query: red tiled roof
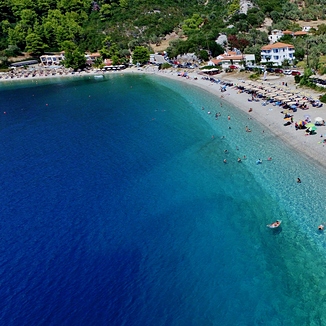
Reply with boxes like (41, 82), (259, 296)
(261, 42), (295, 50)
(216, 55), (244, 60)
(104, 59), (113, 65)
(210, 59), (221, 64)
(293, 31), (307, 36)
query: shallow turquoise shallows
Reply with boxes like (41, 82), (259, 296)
(1, 74), (326, 326)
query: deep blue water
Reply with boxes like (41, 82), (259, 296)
(1, 74), (326, 325)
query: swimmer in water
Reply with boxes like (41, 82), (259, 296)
(318, 225), (324, 231)
(297, 178), (301, 183)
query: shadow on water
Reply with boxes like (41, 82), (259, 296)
(270, 226), (282, 235)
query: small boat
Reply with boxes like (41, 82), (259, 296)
(267, 220), (282, 228)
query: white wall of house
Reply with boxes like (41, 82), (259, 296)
(261, 45), (295, 66)
(268, 30), (283, 43)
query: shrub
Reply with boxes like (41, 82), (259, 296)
(294, 75), (301, 83)
(161, 62), (172, 69)
(320, 93), (326, 103)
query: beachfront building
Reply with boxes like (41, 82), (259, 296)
(40, 53), (65, 66)
(85, 53), (101, 65)
(208, 50), (255, 67)
(10, 60), (39, 68)
(40, 52), (101, 66)
(260, 42), (295, 66)
(102, 58), (126, 70)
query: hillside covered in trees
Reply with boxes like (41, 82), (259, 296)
(1, 0), (326, 70)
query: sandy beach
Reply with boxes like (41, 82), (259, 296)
(142, 67), (326, 172)
(2, 66), (326, 171)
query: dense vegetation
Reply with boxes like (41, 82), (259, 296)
(0, 0), (326, 72)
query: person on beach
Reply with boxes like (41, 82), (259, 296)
(248, 108), (252, 112)
(297, 178), (301, 183)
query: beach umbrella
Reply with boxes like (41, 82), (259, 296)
(308, 126), (317, 131)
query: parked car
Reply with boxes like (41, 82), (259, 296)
(274, 68), (283, 74)
(284, 70), (292, 75)
(229, 65), (238, 69)
(291, 70), (301, 76)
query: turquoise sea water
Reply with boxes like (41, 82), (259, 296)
(1, 73), (326, 325)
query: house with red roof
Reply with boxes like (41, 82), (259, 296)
(260, 42), (295, 66)
(293, 31), (308, 37)
(208, 51), (255, 67)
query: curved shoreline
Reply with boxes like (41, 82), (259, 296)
(141, 68), (326, 173)
(2, 66), (326, 172)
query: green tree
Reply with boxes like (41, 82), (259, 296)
(8, 23), (28, 50)
(61, 40), (77, 52)
(182, 14), (203, 35)
(100, 36), (120, 59)
(132, 46), (149, 65)
(100, 4), (112, 21)
(25, 31), (45, 54)
(62, 49), (86, 70)
(244, 44), (262, 64)
(199, 50), (208, 61)
(294, 47), (305, 61)
(119, 0), (128, 8)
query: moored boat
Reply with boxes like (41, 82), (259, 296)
(267, 220), (282, 228)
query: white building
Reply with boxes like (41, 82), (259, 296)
(261, 42), (295, 66)
(40, 52), (101, 66)
(268, 30), (283, 43)
(208, 51), (255, 67)
(40, 53), (65, 66)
